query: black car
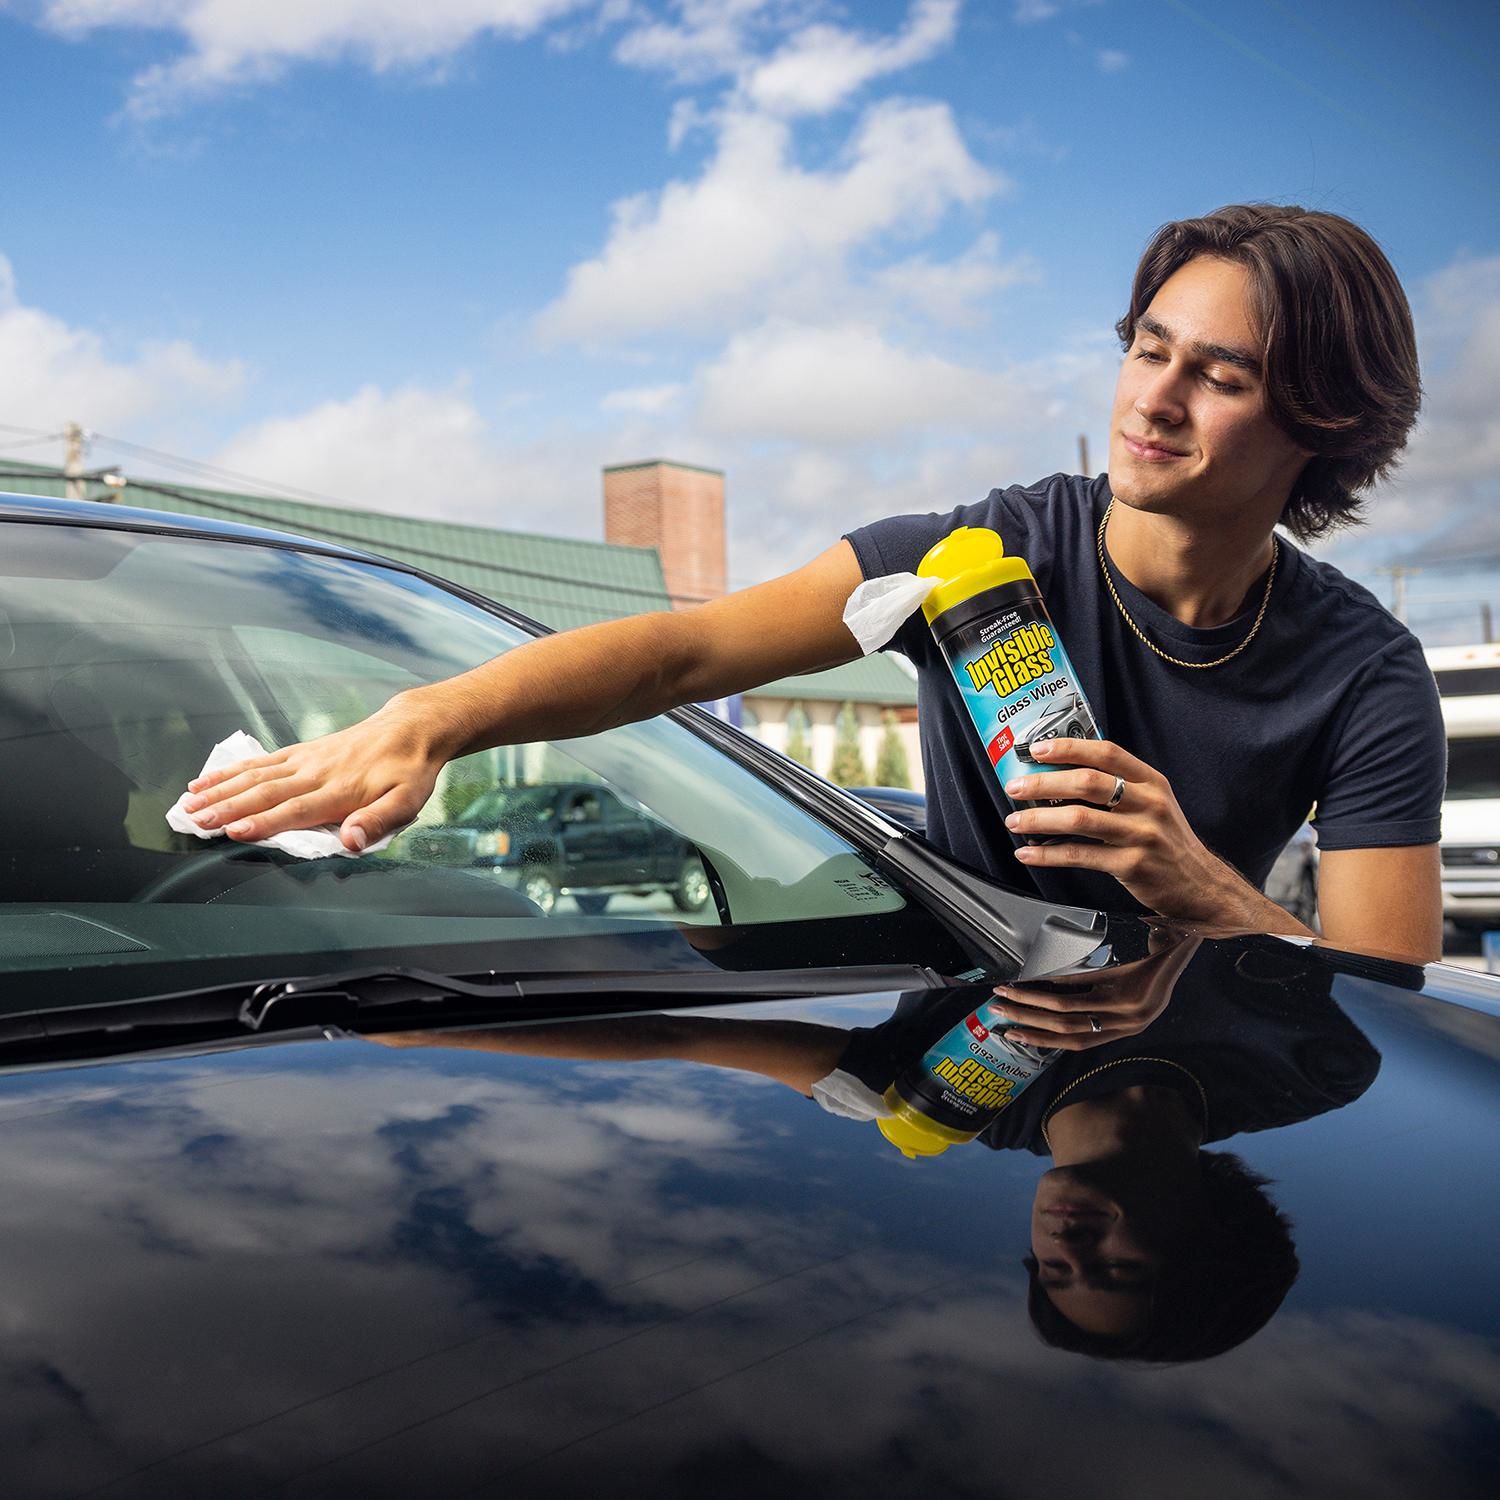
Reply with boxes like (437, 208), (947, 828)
(403, 781), (712, 916)
(1, 494), (1497, 1499)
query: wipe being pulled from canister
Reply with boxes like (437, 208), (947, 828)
(842, 527), (1100, 815)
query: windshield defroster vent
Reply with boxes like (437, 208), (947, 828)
(0, 912), (150, 961)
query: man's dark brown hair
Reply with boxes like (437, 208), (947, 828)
(1115, 203), (1421, 541)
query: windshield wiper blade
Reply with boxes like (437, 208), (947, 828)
(238, 962), (951, 1031)
(0, 962), (954, 1065)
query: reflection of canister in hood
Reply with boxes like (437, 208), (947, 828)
(879, 991), (1059, 1159)
(918, 527), (1100, 814)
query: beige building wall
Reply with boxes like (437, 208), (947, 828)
(747, 697), (925, 794)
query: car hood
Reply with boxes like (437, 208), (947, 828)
(1, 934), (1497, 1498)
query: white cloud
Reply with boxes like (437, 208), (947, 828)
(1012, 0), (1059, 21)
(537, 99), (1002, 342)
(742, 0), (959, 117)
(873, 232), (1037, 325)
(695, 319), (1023, 443)
(613, 0), (773, 82)
(208, 381), (598, 531)
(39, 0), (590, 117)
(601, 381), (686, 414)
(1096, 48), (1128, 72)
(0, 253), (244, 439)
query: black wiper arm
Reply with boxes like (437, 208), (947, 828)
(239, 962), (950, 1031)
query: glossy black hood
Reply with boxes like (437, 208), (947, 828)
(1, 935), (1497, 1498)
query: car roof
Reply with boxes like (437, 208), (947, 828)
(0, 490), (383, 564)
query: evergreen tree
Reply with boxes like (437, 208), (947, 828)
(829, 701), (868, 787)
(784, 702), (813, 767)
(874, 709), (911, 788)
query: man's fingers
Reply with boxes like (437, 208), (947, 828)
(1028, 737), (1156, 783)
(1005, 804), (1139, 845)
(1004, 768), (1123, 808)
(191, 774), (317, 831)
(341, 784), (430, 852)
(221, 791), (347, 842)
(994, 999), (1113, 1034)
(186, 763), (298, 815)
(994, 981), (1103, 1011)
(187, 751), (289, 794)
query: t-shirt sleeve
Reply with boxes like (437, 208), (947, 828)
(1309, 634), (1445, 850)
(844, 492), (1035, 658)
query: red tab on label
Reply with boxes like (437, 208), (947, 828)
(966, 1014), (990, 1042)
(987, 726), (1014, 765)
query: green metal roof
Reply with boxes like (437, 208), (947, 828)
(0, 460), (917, 706)
(0, 461), (670, 634)
(749, 653), (917, 708)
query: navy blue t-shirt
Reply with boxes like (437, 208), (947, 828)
(845, 473), (1445, 914)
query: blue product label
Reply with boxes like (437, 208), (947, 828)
(940, 604), (1099, 799)
(918, 998), (1054, 1124)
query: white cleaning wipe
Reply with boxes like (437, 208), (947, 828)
(166, 731), (399, 860)
(842, 573), (940, 655)
(811, 1069), (895, 1122)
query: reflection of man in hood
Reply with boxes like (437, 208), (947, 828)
(831, 933), (1380, 1360)
(373, 932), (1380, 1364)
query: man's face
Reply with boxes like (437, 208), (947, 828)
(1107, 255), (1313, 526)
(1030, 1164), (1162, 1336)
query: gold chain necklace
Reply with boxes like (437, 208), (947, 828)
(1040, 1056), (1207, 1152)
(1096, 498), (1278, 669)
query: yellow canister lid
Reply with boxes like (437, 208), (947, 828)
(876, 1091), (979, 1160)
(917, 526), (1034, 624)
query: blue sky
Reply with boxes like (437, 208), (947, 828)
(1, 0), (1497, 641)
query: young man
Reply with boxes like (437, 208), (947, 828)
(182, 204), (1445, 963)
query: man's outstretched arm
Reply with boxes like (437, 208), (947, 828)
(182, 540), (866, 851)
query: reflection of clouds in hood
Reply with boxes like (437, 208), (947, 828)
(516, 1294), (1500, 1500)
(0, 1043), (1494, 1496)
(0, 1047), (821, 1493)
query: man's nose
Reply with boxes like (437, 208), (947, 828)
(1051, 1219), (1105, 1247)
(1135, 364), (1188, 425)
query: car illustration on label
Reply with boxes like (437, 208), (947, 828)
(1009, 691), (1098, 763)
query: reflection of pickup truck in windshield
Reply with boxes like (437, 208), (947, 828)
(1011, 691), (1097, 763)
(399, 782), (712, 917)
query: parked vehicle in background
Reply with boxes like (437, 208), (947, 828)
(405, 781), (712, 916)
(850, 785), (927, 836)
(1264, 821), (1319, 929)
(1427, 643), (1500, 940)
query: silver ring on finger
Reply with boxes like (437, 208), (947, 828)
(1105, 774), (1126, 810)
(1087, 1013), (1103, 1033)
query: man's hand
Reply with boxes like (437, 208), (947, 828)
(987, 929), (1202, 1052)
(1001, 737), (1300, 930)
(179, 690), (455, 853)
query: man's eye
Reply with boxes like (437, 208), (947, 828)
(1203, 373), (1242, 393)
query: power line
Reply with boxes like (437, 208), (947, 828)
(86, 431), (399, 512)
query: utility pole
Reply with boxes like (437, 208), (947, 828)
(1374, 564), (1421, 623)
(1077, 433), (1091, 478)
(1482, 601), (1494, 645)
(63, 422), (88, 501)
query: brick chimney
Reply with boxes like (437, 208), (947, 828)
(603, 459), (726, 609)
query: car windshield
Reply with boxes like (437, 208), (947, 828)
(0, 521), (962, 1002)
